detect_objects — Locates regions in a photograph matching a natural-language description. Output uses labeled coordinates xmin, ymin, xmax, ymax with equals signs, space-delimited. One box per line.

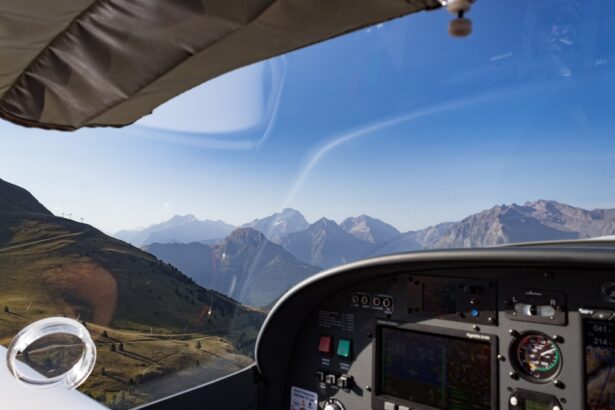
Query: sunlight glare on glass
xmin=136 ymin=61 xmax=276 ymax=134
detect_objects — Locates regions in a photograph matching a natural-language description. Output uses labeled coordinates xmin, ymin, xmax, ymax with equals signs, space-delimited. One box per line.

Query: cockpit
xmin=0 ymin=1 xmax=614 ymax=410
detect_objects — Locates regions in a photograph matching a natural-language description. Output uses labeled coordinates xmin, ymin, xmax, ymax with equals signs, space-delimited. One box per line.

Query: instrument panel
xmin=281 ymin=266 xmax=615 ymax=410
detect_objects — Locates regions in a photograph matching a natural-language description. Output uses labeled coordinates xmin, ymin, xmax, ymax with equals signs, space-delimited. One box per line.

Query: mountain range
xmin=113 ymin=208 xmax=312 ymax=247
xmin=138 ymin=201 xmax=615 ymax=287
xmin=115 ymin=214 xmax=234 ymax=246
xmin=370 ymin=200 xmax=615 ymax=255
xmin=3 ymin=176 xmax=615 ymax=321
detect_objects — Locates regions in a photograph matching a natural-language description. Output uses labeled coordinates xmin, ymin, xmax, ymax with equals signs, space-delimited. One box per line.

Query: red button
xmin=319 ymin=335 xmax=333 ymax=354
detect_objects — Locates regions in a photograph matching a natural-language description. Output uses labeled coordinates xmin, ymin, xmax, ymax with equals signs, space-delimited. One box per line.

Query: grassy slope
xmin=0 ymin=211 xmax=263 ymax=409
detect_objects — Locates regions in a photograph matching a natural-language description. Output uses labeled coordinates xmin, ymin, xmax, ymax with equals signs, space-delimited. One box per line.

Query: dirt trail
xmin=0 ymin=231 xmax=87 ymax=253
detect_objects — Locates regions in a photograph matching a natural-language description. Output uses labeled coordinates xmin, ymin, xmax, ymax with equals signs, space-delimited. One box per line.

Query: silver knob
xmin=323 ymin=398 xmax=345 ymax=410
xmin=509 ymin=396 xmax=519 ymax=406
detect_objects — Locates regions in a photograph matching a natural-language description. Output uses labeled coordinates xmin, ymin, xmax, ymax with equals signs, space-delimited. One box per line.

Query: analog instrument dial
xmin=511 ymin=332 xmax=562 ymax=382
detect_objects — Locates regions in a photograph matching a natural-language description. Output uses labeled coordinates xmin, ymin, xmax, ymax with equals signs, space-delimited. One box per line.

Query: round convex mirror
xmin=6 ymin=317 xmax=96 ymax=390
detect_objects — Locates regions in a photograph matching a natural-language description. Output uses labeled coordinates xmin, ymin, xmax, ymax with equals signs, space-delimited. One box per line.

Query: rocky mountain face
xmin=279 ymin=218 xmax=374 ymax=269
xmin=146 ymin=228 xmax=319 ymax=308
xmin=340 ymin=215 xmax=401 ymax=244
xmin=114 ymin=214 xmax=235 ymax=246
xmin=372 ymin=201 xmax=615 ymax=255
xmin=521 ymin=200 xmax=615 ymax=239
xmin=242 ymin=208 xmax=309 ymax=243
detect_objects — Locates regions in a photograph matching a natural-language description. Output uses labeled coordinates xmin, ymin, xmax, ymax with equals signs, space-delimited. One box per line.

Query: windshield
xmin=1 ymin=0 xmax=614 ymax=408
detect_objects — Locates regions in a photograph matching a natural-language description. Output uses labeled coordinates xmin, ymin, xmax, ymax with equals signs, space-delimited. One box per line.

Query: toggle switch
xmin=319 ymin=335 xmax=333 ymax=355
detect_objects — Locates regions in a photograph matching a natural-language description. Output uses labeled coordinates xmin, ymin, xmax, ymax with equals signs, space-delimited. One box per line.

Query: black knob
xmin=553 ymin=379 xmax=565 ymax=389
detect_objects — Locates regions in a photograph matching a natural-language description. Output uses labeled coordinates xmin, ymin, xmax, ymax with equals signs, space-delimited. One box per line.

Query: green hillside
xmin=0 ymin=179 xmax=263 ymax=409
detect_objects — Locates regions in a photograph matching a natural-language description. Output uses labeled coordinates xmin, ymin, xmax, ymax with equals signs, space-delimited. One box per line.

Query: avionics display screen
xmin=525 ymin=400 xmax=551 ymax=410
xmin=422 ymin=284 xmax=457 ymax=313
xmin=378 ymin=326 xmax=493 ymax=409
xmin=585 ymin=318 xmax=615 ymax=410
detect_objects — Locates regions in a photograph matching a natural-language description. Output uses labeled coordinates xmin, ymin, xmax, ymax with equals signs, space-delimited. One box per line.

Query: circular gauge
xmin=511 ymin=332 xmax=562 ymax=382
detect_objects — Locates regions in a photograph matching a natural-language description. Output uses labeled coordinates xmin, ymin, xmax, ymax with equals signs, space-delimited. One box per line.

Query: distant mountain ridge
xmin=371 ymin=200 xmax=615 ymax=255
xmin=127 ymin=201 xmax=615 ymax=285
xmin=279 ymin=217 xmax=373 ymax=269
xmin=115 ymin=214 xmax=235 ymax=246
xmin=145 ymin=228 xmax=319 ymax=307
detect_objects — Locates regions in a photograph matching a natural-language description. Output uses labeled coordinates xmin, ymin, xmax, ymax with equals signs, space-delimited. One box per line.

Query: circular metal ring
xmin=6 ymin=317 xmax=97 ymax=390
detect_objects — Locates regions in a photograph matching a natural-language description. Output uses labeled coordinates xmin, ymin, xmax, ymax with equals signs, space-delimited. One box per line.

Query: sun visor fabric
xmin=0 ymin=0 xmax=440 ymax=131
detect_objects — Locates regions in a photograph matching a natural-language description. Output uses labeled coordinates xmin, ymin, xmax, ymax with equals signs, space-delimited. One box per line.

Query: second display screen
xmin=378 ymin=326 xmax=493 ymax=410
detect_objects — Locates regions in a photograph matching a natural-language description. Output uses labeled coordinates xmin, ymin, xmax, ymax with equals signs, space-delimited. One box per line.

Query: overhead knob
xmin=445 ymin=0 xmax=476 ymax=37
xmin=449 ymin=17 xmax=472 ymax=37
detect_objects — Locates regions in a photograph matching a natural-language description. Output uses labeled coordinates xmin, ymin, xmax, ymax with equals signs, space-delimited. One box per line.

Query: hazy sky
xmin=1 ymin=0 xmax=614 ymax=234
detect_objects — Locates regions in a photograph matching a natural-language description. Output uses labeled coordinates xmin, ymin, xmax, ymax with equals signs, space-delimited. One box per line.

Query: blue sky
xmin=1 ymin=0 xmax=614 ymax=234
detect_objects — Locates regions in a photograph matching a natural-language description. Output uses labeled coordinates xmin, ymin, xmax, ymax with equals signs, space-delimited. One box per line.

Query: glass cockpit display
xmin=585 ymin=318 xmax=615 ymax=410
xmin=378 ymin=326 xmax=493 ymax=410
